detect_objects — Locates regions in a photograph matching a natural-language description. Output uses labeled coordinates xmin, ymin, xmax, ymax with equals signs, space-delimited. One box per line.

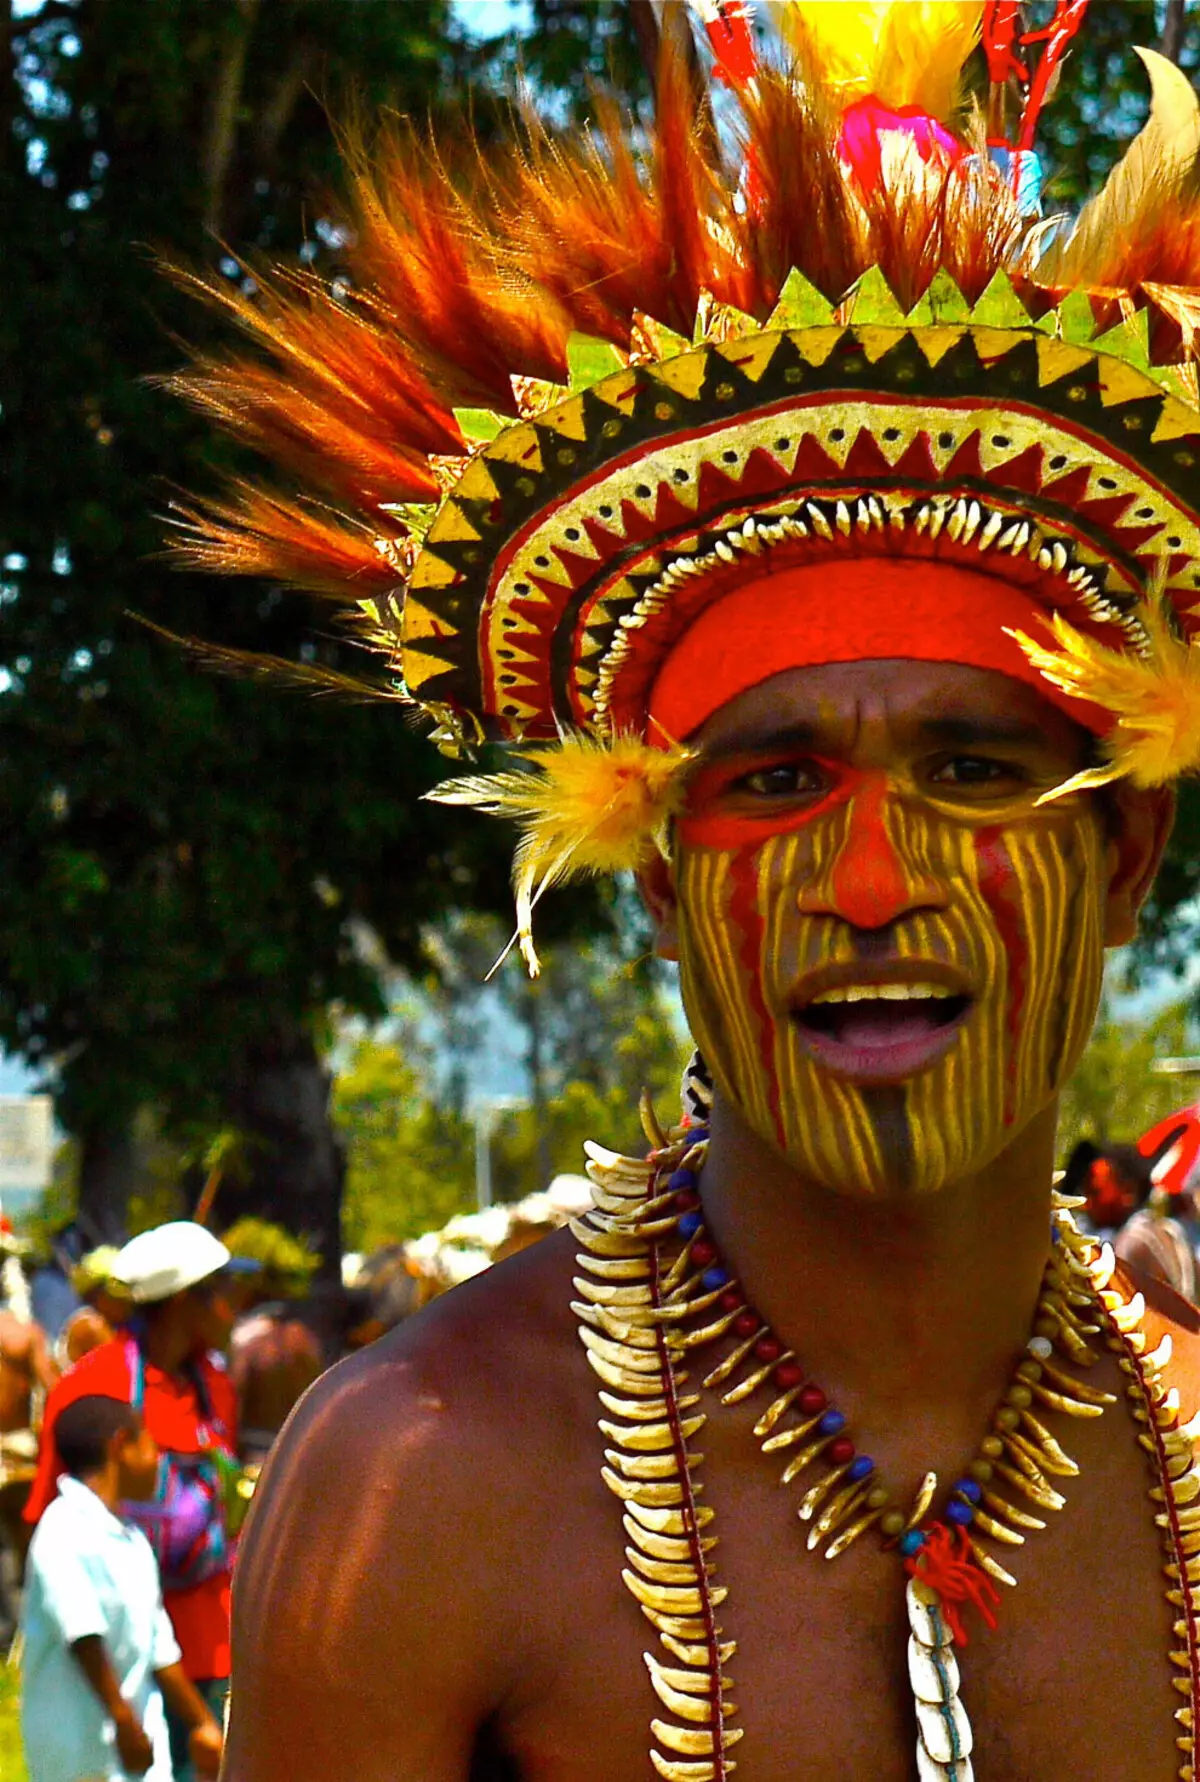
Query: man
xmin=0 ymin=1232 xmax=58 ymax=1647
xmin=171 ymin=4 xmax=1200 ymax=1776
xmin=21 ymin=1395 xmax=223 ymax=1782
xmin=58 ymin=1247 xmax=134 ymax=1368
xmin=26 ymin=1222 xmax=238 ymax=1780
xmin=227 ymin=1288 xmax=323 ymax=1466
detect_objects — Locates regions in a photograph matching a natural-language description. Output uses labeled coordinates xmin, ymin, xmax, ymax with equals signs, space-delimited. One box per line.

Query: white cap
xmin=113 ymin=1222 xmax=231 ymax=1305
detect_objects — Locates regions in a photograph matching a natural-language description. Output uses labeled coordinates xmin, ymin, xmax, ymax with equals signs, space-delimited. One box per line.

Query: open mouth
xmin=790 ymin=979 xmax=972 ymax=1082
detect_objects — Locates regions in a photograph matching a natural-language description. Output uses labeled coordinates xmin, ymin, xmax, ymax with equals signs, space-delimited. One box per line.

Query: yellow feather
xmin=1039 ymin=48 xmax=1200 ymax=286
xmin=425 ymin=732 xmax=694 ymax=975
xmin=1006 ymin=597 xmax=1200 ymax=800
xmin=774 ymin=1 xmax=983 ymax=119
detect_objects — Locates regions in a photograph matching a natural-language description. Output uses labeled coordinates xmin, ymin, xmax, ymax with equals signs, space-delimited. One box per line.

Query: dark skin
xmin=0 ymin=1307 xmax=57 ymax=1432
xmin=142 ymin=1275 xmax=237 ymax=1373
xmin=69 ymin=1419 xmax=223 ymax=1778
xmin=225 ymin=661 xmax=1196 ymax=1781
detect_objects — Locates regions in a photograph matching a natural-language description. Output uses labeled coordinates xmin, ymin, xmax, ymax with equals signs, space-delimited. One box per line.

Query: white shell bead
xmin=907 ymin=1635 xmax=961 ymax=1703
xmin=916 ymin=1695 xmax=974 ymax=1763
xmin=916 ymin=1744 xmax=975 ymax=1782
xmin=907 ymin=1579 xmax=953 ymax=1648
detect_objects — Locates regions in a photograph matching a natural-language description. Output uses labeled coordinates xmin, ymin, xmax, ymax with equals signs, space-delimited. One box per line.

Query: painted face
xmin=671 ymin=661 xmax=1108 ymax=1196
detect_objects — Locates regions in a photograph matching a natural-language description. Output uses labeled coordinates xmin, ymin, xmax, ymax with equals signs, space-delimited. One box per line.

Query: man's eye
xmin=929 ymin=756 xmax=1021 ymax=787
xmin=738 ymin=762 xmax=822 ymax=796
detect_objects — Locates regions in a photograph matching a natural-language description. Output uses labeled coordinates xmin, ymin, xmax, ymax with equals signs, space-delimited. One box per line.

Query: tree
xmin=0 ymin=0 xmax=649 ymax=1260
xmin=336 ymin=911 xmax=688 ymax=1250
xmin=1056 ymin=997 xmax=1196 ymax=1164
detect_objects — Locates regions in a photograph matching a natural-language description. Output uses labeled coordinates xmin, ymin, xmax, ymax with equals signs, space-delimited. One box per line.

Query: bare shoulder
xmin=257 ymin=1224 xmax=582 ymax=1495
xmin=226 ymin=1228 xmax=587 ymax=1780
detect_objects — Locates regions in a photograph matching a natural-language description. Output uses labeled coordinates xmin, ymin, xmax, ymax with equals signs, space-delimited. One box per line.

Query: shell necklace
xmin=571 ymin=1106 xmax=1200 ymax=1782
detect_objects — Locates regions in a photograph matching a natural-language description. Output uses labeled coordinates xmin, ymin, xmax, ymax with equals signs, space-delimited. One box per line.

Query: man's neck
xmin=141 ymin=1312 xmax=194 ymax=1377
xmin=79 ymin=1465 xmax=121 ymax=1513
xmin=698 ymin=1095 xmax=1060 ymax=1492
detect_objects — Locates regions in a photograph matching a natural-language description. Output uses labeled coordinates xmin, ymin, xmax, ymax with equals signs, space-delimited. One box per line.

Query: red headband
xmin=648 ymin=559 xmax=1111 ymax=741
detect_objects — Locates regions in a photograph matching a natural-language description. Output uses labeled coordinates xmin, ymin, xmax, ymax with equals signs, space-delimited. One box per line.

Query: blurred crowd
xmin=9 ymin=1122 xmax=1194 ymax=1782
xmin=0 ymin=1180 xmax=592 ymax=1782
xmin=1066 ymin=1102 xmax=1200 ymax=1301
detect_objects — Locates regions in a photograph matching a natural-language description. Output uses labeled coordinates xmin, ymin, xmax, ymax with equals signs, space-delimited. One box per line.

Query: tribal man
xmin=172 ymin=5 xmax=1200 ymax=1777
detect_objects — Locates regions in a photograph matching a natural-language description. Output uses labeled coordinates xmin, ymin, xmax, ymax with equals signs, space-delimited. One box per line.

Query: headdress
xmin=171 ymin=1 xmax=1200 ymax=969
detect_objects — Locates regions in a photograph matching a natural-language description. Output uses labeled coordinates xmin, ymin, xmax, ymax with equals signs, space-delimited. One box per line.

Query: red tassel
xmin=903 ymin=1522 xmax=1000 ymax=1647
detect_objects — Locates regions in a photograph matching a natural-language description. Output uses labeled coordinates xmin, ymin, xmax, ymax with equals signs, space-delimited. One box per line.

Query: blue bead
xmin=677 ymin=1211 xmax=702 ymax=1239
xmin=954 ymin=1477 xmax=982 ymax=1503
xmin=847 ymin=1455 xmax=873 ymax=1482
xmin=686 ymin=1128 xmax=709 ymax=1144
xmin=946 ymin=1498 xmax=975 ymax=1526
xmin=702 ymin=1266 xmax=730 ymax=1290
xmin=899 ymin=1530 xmax=925 ymax=1557
xmin=1050 ymin=1224 xmax=1061 ymax=1245
xmin=818 ymin=1409 xmax=846 ymax=1436
xmin=668 ymin=1168 xmax=698 ymax=1193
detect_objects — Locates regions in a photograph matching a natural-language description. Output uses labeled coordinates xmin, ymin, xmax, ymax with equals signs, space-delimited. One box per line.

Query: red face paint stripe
xmin=973 ymin=826 xmax=1027 ymax=1126
xmin=727 ymin=842 xmax=787 ymax=1152
xmin=679 ymin=756 xmax=863 ymax=852
xmin=829 ymin=776 xmax=913 ymax=930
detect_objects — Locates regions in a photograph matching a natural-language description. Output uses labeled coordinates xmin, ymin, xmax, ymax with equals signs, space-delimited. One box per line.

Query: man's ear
xmin=638 ymin=851 xmax=680 ymax=962
xmin=1103 ymin=781 xmax=1174 ymax=946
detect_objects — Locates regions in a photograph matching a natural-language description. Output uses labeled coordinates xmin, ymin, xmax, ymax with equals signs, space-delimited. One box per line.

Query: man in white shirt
xmin=21 ymin=1395 xmax=222 ymax=1782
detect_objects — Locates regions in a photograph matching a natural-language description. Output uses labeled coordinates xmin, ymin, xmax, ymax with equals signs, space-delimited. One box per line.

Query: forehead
xmin=692 ymin=658 xmax=1089 ymax=760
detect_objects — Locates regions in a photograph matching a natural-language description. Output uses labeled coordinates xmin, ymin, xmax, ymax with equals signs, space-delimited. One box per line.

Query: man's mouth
xmin=789 ymin=975 xmax=972 ymax=1082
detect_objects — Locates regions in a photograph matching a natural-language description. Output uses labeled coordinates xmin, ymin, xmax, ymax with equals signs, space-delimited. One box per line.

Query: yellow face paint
xmin=674 ymin=763 xmax=1106 ymax=1197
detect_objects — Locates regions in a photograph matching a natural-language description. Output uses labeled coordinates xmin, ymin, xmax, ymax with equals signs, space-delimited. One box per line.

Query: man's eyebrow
xmin=917 ymin=715 xmax=1048 ymax=747
xmin=699 ymin=719 xmax=826 ymax=758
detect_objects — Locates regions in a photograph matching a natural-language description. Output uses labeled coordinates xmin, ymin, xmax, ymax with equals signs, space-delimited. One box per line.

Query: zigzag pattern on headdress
xmin=167 ymin=34 xmax=1200 ymax=727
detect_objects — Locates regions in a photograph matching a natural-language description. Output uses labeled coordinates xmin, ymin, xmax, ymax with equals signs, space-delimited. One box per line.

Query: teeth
xmin=808 ymin=982 xmax=956 ymax=1006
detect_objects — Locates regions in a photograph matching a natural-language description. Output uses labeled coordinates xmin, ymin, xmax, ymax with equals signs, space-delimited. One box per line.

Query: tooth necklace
xmin=572 ymin=1103 xmax=1200 ymax=1782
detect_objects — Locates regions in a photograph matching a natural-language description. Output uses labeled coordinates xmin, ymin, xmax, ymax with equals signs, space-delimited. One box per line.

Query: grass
xmin=0 ymin=1659 xmax=27 ymax=1782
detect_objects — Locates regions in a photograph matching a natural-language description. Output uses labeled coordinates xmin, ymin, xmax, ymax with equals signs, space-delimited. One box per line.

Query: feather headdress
xmin=167 ymin=1 xmax=1200 ymax=968
xmin=1009 ymin=590 xmax=1200 ymax=801
xmin=427 ymin=732 xmax=694 ymax=976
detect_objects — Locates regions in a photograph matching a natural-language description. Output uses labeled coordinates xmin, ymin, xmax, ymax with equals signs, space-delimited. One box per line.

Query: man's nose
xmin=795 ymin=776 xmax=947 ymax=929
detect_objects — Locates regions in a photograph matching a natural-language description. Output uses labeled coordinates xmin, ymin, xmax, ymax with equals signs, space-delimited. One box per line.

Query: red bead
xmin=733 ymin=1311 xmax=760 ymax=1338
xmin=689 ymin=1240 xmax=716 ymax=1268
xmin=797 ymin=1384 xmax=827 ymax=1415
xmin=719 ymin=1290 xmax=743 ymax=1313
xmin=774 ymin=1360 xmax=803 ymax=1388
xmin=828 ymin=1435 xmax=856 ymax=1466
xmin=754 ymin=1336 xmax=783 ymax=1363
xmin=675 ymin=1189 xmax=700 ymax=1212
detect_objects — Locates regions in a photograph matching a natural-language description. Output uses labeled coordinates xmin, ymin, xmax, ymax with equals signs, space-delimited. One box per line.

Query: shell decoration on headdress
xmin=170 ymin=0 xmax=1200 ymax=969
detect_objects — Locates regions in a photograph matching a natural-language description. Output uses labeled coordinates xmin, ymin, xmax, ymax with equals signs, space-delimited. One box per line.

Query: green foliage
xmin=1056 ymin=997 xmax=1195 ymax=1164
xmin=336 ymin=913 xmax=688 ymax=1249
xmin=1031 ymin=2 xmax=1200 ymax=204
xmin=221 ymin=1214 xmax=320 ymax=1285
xmin=335 ymin=1035 xmax=477 ymax=1252
xmin=2 ymin=0 xmax=632 ymax=1197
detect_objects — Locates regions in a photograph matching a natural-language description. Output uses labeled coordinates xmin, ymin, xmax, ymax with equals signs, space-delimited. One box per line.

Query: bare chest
xmin=496 ymin=1398 xmax=1187 ymax=1782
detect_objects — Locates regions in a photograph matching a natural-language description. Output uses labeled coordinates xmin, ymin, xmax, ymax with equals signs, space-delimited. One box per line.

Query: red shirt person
xmin=26 ymin=1224 xmax=238 ymax=1706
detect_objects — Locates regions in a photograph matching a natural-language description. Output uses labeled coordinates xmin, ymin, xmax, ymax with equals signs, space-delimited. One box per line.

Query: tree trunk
xmin=225 ymin=1028 xmax=345 ymax=1283
xmin=1160 ymin=0 xmax=1189 ymax=65
xmin=77 ymin=1122 xmax=138 ymax=1245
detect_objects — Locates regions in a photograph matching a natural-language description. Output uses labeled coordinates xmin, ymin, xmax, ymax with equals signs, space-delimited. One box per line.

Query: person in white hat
xmin=24 ymin=1224 xmax=239 ymax=1782
xmin=111 ymin=1224 xmax=232 ymax=1309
